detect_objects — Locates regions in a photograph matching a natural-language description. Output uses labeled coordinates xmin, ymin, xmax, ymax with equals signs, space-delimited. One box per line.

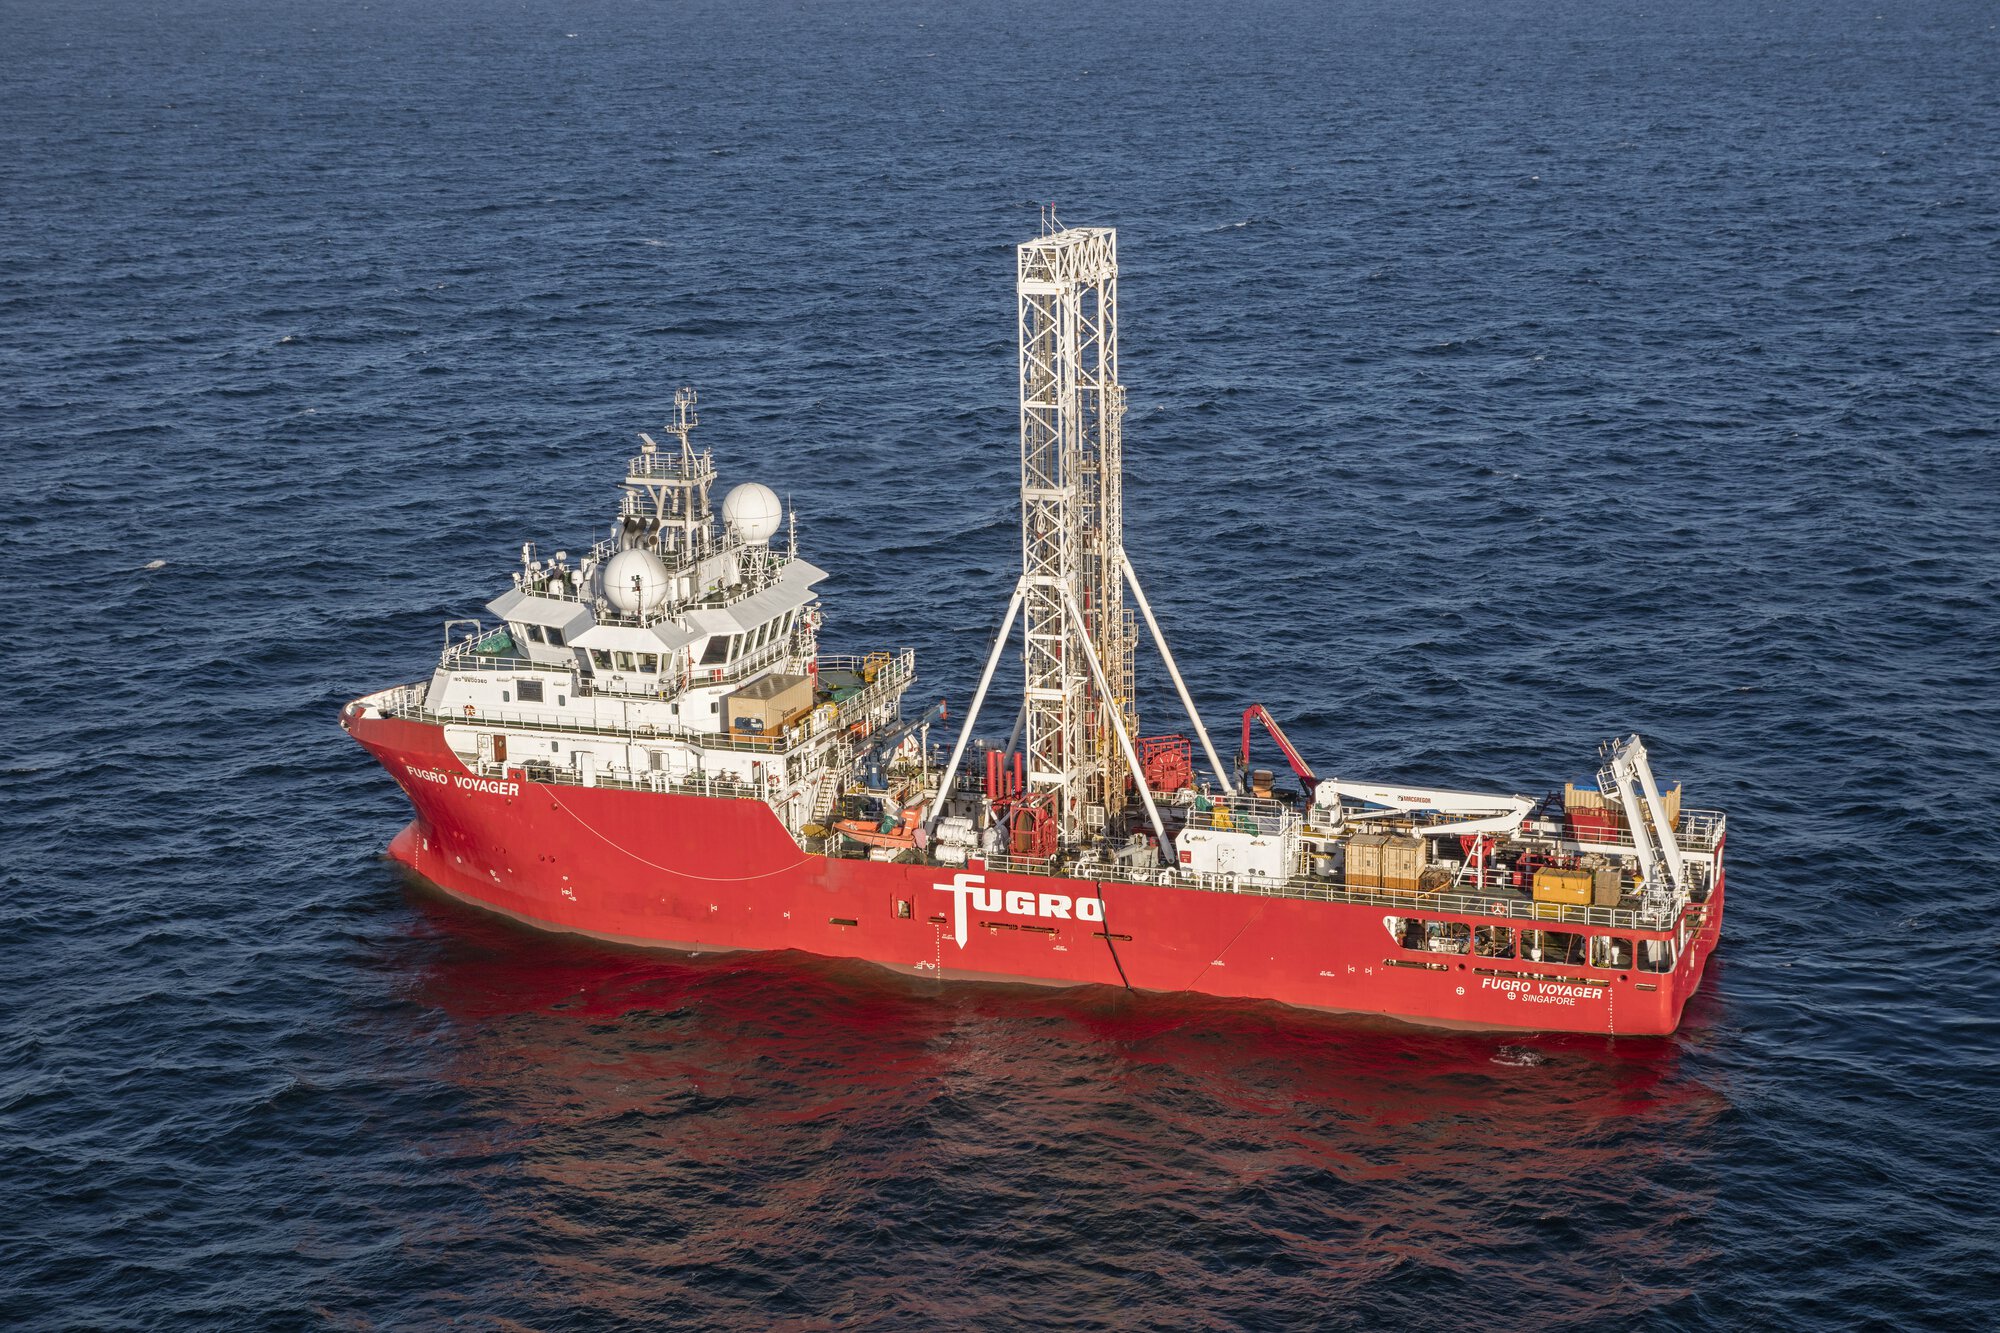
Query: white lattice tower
xmin=1018 ymin=226 xmax=1136 ymax=843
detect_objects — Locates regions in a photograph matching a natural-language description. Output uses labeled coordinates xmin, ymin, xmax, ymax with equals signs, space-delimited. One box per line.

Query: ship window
xmin=1590 ymin=936 xmax=1634 ymax=969
xmin=517 ymin=680 xmax=544 ymax=704
xmin=545 ymin=626 xmax=565 ymax=647
xmin=525 ymin=624 xmax=546 ymax=643
xmin=1638 ymin=938 xmax=1675 ymax=973
xmin=700 ymin=636 xmax=729 ymax=665
xmin=637 ymin=653 xmax=658 ymax=673
xmin=615 ymin=651 xmax=635 ymax=672
xmin=727 ymin=633 xmax=744 ymax=661
xmin=1473 ymin=925 xmax=1515 ymax=959
xmin=590 ymin=649 xmax=612 ymax=670
xmin=1522 ymin=929 xmax=1586 ymax=965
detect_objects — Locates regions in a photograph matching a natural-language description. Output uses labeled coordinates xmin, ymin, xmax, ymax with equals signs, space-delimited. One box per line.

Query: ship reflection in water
xmin=375 ymin=889 xmax=1728 ymax=1325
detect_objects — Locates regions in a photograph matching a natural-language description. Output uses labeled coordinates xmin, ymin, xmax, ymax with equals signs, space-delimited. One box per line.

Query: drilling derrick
xmin=1018 ymin=226 xmax=1137 ymax=844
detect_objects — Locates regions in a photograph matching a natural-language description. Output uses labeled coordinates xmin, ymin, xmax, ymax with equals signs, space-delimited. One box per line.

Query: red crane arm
xmin=1240 ymin=705 xmax=1320 ymax=789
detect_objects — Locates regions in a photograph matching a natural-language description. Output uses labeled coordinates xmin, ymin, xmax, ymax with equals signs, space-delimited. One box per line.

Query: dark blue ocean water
xmin=5 ymin=0 xmax=1999 ymax=1326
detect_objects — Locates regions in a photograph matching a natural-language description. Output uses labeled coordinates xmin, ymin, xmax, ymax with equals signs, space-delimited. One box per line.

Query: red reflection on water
xmin=381 ymin=892 xmax=1730 ymax=1326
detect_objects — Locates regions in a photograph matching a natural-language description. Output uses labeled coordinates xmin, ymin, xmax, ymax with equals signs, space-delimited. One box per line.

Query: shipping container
xmin=1346 ymin=833 xmax=1386 ymax=889
xmin=1381 ymin=834 xmax=1426 ymax=892
xmin=1532 ymin=866 xmax=1593 ymax=906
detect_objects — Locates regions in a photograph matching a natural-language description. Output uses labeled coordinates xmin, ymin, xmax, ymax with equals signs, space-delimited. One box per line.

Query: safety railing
xmin=440 ymin=624 xmax=550 ymax=673
xmin=1560 ymin=807 xmax=1727 ymax=856
xmin=820 ymin=649 xmax=917 ymax=722
xmin=370 ymin=669 xmax=1691 ymax=936
xmin=681 ymin=636 xmax=803 ymax=693
xmin=379 ymin=648 xmax=913 ymax=754
xmin=376 ymin=692 xmax=800 ymax=755
xmin=1183 ymin=794 xmax=1293 ymax=835
xmin=981 ymin=846 xmax=1689 ymax=934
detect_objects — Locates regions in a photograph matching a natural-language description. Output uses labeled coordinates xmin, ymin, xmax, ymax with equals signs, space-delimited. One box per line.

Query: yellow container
xmin=1533 ymin=867 xmax=1593 ymax=906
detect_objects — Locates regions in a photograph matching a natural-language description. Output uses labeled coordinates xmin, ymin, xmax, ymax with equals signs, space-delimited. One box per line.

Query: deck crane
xmin=831 ymin=699 xmax=951 ymax=852
xmin=1238 ymin=705 xmax=1320 ymax=795
xmin=1597 ymin=733 xmax=1690 ymax=922
xmin=1308 ymin=779 xmax=1534 ymax=841
xmin=856 ymin=698 xmax=947 ymax=791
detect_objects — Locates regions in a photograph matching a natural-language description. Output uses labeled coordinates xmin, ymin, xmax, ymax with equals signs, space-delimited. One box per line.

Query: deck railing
xmin=363 ymin=655 xmax=1695 ymax=935
xmin=373 ymin=645 xmax=915 ymax=755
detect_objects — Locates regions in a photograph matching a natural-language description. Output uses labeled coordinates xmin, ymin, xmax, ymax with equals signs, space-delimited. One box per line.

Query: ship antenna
xmin=671 ymin=385 xmax=699 ymax=460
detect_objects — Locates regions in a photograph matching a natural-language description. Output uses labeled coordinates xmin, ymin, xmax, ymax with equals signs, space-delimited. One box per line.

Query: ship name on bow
xmin=404 ymin=764 xmax=519 ymax=797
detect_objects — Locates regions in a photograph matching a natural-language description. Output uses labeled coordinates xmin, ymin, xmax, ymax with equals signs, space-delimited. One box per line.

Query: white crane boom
xmin=1312 ymin=779 xmax=1535 ymax=839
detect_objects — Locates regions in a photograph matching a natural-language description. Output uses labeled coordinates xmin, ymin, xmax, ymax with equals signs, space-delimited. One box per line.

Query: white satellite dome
xmin=601 ymin=547 xmax=671 ymax=615
xmin=722 ymin=482 xmax=783 ymax=546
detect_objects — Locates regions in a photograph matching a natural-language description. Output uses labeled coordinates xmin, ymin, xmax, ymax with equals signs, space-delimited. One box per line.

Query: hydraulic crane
xmin=1238 ymin=704 xmax=1320 ymax=795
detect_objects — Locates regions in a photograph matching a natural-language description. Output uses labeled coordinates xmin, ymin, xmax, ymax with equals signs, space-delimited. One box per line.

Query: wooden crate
xmin=1592 ymin=866 xmax=1624 ymax=907
xmin=1345 ymin=833 xmax=1385 ymax=889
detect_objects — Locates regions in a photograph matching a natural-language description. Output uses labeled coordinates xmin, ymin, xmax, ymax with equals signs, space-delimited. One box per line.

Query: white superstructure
xmin=399 ymin=388 xmax=915 ymax=836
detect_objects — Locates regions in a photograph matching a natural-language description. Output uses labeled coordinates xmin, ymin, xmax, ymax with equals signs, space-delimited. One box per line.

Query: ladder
xmin=807 ymin=768 xmax=840 ymax=828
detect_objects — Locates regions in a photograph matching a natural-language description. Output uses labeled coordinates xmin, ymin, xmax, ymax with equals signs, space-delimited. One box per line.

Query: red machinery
xmin=1239 ymin=705 xmax=1319 ymax=792
xmin=1138 ymin=734 xmax=1195 ymax=794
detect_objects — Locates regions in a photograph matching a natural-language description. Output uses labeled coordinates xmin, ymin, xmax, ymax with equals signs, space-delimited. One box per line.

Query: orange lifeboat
xmin=833 ymin=800 xmax=923 ymax=850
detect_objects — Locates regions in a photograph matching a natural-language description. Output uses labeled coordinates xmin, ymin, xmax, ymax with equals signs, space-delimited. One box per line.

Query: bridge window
xmin=637 ymin=653 xmax=658 ymax=673
xmin=1522 ymin=929 xmax=1586 ymax=965
xmin=699 ymin=636 xmax=729 ymax=665
xmin=1590 ymin=936 xmax=1634 ymax=969
xmin=614 ymin=651 xmax=634 ymax=672
xmin=1474 ymin=925 xmax=1515 ymax=959
xmin=516 ymin=680 xmax=544 ymax=704
xmin=589 ymin=649 xmax=611 ymax=670
xmin=545 ymin=626 xmax=565 ymax=647
xmin=1638 ymin=939 xmax=1676 ymax=973
xmin=524 ymin=624 xmax=546 ymax=643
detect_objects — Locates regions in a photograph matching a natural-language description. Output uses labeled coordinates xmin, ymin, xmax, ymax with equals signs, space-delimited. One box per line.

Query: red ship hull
xmin=349 ymin=710 xmax=1723 ymax=1035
